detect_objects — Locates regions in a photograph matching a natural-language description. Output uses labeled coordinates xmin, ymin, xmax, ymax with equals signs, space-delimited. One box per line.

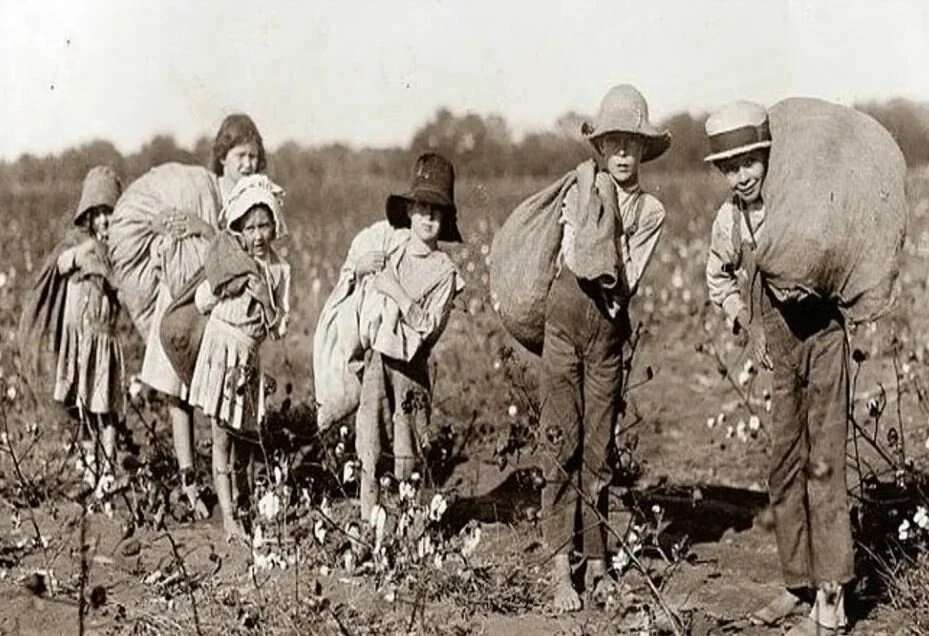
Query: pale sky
xmin=2 ymin=0 xmax=928 ymax=160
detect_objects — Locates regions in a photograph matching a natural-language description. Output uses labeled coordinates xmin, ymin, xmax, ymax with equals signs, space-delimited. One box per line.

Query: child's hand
xmin=155 ymin=212 xmax=214 ymax=240
xmin=373 ymin=270 xmax=413 ymax=313
xmin=74 ymin=238 xmax=101 ymax=266
xmin=738 ymin=309 xmax=773 ymax=370
xmin=356 ymin=250 xmax=386 ymax=276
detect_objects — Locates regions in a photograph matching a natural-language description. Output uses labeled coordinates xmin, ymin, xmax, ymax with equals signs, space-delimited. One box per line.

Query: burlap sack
xmin=108 ymin=163 xmax=222 ymax=336
xmin=489 ymin=172 xmax=577 ymax=355
xmin=756 ymin=97 xmax=907 ymax=323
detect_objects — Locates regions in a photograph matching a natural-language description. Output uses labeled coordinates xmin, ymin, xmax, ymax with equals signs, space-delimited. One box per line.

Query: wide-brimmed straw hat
xmin=387 ymin=153 xmax=462 ymax=243
xmin=581 ymin=84 xmax=671 ymax=162
xmin=74 ymin=165 xmax=122 ymax=225
xmin=703 ymin=101 xmax=772 ymax=163
xmin=223 ymin=174 xmax=287 ymax=238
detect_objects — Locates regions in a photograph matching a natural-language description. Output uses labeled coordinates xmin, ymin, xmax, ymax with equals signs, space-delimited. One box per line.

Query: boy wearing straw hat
xmin=704 ymin=101 xmax=852 ymax=635
xmin=539 ymin=84 xmax=669 ymax=612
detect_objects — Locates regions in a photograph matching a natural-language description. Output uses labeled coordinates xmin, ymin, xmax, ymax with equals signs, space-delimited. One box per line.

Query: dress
xmin=53 ymin=243 xmax=124 ymax=415
xmin=188 ymin=252 xmax=291 ymax=432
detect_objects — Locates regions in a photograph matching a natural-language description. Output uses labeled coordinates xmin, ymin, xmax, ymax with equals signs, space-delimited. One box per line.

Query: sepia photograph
xmin=2 ymin=1 xmax=929 ymax=633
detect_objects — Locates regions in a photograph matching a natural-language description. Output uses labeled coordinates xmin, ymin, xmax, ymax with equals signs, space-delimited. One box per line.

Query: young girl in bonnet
xmin=187 ymin=174 xmax=291 ymax=540
xmin=314 ymin=153 xmax=464 ymax=521
xmin=20 ymin=166 xmax=125 ymax=493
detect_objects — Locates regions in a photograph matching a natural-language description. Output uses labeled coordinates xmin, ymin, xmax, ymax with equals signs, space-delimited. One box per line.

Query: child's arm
xmin=271 ymin=262 xmax=292 ymax=339
xmin=374 ymin=269 xmax=461 ymax=340
xmin=194 ymin=279 xmax=220 ymax=314
xmin=57 ymin=239 xmax=102 ymax=276
xmin=620 ymin=197 xmax=665 ymax=297
xmin=341 ymin=221 xmax=397 ymax=281
xmin=705 ymin=208 xmax=746 ymax=330
xmin=57 ymin=246 xmax=80 ymax=275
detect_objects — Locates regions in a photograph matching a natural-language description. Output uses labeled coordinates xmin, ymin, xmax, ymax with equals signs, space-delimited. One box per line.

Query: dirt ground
xmin=0 ymin=328 xmax=918 ymax=636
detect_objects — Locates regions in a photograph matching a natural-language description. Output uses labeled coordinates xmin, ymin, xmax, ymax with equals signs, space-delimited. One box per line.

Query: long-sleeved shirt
xmin=559 ymin=175 xmax=666 ymax=316
xmin=706 ymin=196 xmax=807 ymax=328
xmin=334 ymin=221 xmax=464 ymax=362
xmin=57 ymin=240 xmax=120 ymax=335
xmin=194 ymin=251 xmax=291 ymax=341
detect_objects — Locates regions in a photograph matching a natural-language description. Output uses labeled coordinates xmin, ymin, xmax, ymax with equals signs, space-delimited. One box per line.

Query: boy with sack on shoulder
xmin=704 ymin=101 xmax=853 ymax=635
xmin=537 ymin=84 xmax=669 ymax=612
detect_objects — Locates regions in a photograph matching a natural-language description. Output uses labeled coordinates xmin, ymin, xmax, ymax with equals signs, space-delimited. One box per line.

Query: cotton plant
xmin=249 ymin=450 xmax=294 ymax=572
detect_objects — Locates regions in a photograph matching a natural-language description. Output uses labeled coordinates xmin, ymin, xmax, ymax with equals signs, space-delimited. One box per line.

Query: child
xmin=538 ymin=85 xmax=668 ymax=612
xmin=343 ymin=153 xmax=464 ymax=521
xmin=704 ymin=101 xmax=851 ymax=635
xmin=23 ymin=166 xmax=124 ymax=493
xmin=187 ymin=174 xmax=291 ymax=540
xmin=119 ymin=113 xmax=267 ymax=519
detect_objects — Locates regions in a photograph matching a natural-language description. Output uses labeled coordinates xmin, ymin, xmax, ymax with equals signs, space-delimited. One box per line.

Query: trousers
xmin=539 ymin=268 xmax=628 ymax=558
xmin=762 ymin=289 xmax=855 ymax=587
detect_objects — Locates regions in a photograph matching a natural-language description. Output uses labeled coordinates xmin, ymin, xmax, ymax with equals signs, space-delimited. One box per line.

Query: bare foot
xmin=183 ymin=485 xmax=210 ymax=520
xmin=751 ymin=589 xmax=807 ymax=626
xmin=223 ymin=516 xmax=249 ymax=544
xmin=585 ymin=558 xmax=620 ymax=607
xmin=552 ymin=554 xmax=582 ymax=613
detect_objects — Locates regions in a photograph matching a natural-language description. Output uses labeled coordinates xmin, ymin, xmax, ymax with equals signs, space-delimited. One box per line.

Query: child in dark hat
xmin=316 ymin=153 xmax=464 ymax=521
xmin=537 ymin=84 xmax=670 ymax=612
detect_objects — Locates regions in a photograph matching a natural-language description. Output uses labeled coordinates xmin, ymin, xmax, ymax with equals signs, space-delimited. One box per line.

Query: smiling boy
xmin=704 ymin=101 xmax=853 ymax=635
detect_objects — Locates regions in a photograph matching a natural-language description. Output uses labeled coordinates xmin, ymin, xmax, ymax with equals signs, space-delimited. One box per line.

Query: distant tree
xmin=858 ymin=99 xmax=929 ymax=167
xmin=409 ymin=108 xmax=514 ymax=177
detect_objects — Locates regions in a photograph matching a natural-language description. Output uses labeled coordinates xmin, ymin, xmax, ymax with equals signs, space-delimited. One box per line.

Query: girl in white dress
xmin=188 ymin=175 xmax=290 ymax=540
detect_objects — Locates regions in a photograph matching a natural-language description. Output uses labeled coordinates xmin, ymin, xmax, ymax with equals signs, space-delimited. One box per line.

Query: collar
xmin=609 ymin=175 xmax=641 ymax=197
xmin=405 ymin=236 xmax=436 ymax=257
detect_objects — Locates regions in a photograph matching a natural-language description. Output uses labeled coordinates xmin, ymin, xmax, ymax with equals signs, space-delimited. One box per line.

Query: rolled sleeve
xmin=705 ymin=204 xmax=746 ymax=325
xmin=621 ymin=196 xmax=665 ymax=296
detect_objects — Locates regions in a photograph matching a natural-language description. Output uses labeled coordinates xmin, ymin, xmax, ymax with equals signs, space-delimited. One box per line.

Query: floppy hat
xmin=74 ymin=165 xmax=122 ymax=224
xmin=581 ymin=84 xmax=671 ymax=162
xmin=223 ymin=174 xmax=287 ymax=238
xmin=703 ymin=101 xmax=772 ymax=163
xmin=386 ymin=152 xmax=462 ymax=243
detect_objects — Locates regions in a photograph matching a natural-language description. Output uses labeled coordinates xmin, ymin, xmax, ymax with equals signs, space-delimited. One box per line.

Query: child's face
xmin=596 ymin=133 xmax=644 ymax=185
xmin=221 ymin=142 xmax=260 ymax=183
xmin=408 ymin=201 xmax=443 ymax=245
xmin=716 ymin=149 xmax=767 ymax=205
xmin=238 ymin=205 xmax=275 ymax=258
xmin=90 ymin=209 xmax=111 ymax=242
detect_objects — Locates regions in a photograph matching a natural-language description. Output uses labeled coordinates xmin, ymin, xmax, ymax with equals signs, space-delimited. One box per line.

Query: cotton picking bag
xmin=108 ymin=163 xmax=223 ymax=336
xmin=755 ymin=97 xmax=907 ymax=323
xmin=489 ymin=172 xmax=578 ymax=355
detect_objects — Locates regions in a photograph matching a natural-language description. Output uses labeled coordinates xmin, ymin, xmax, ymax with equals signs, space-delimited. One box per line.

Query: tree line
xmin=1 ymin=99 xmax=927 ymax=188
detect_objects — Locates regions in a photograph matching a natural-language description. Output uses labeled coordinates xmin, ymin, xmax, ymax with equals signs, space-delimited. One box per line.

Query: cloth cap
xmin=74 ymin=166 xmax=122 ymax=224
xmin=223 ymin=174 xmax=287 ymax=238
xmin=704 ymin=101 xmax=772 ymax=163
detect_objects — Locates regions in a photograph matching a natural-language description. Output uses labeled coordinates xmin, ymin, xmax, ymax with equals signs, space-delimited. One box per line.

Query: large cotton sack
xmin=489 ymin=172 xmax=578 ymax=355
xmin=313 ymin=222 xmax=410 ymax=431
xmin=108 ymin=163 xmax=222 ymax=336
xmin=755 ymin=97 xmax=907 ymax=323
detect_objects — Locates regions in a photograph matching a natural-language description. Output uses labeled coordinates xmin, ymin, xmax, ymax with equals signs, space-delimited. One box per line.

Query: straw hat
xmin=581 ymin=84 xmax=671 ymax=162
xmin=74 ymin=166 xmax=121 ymax=225
xmin=223 ymin=174 xmax=287 ymax=238
xmin=703 ymin=101 xmax=772 ymax=163
xmin=386 ymin=153 xmax=462 ymax=243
